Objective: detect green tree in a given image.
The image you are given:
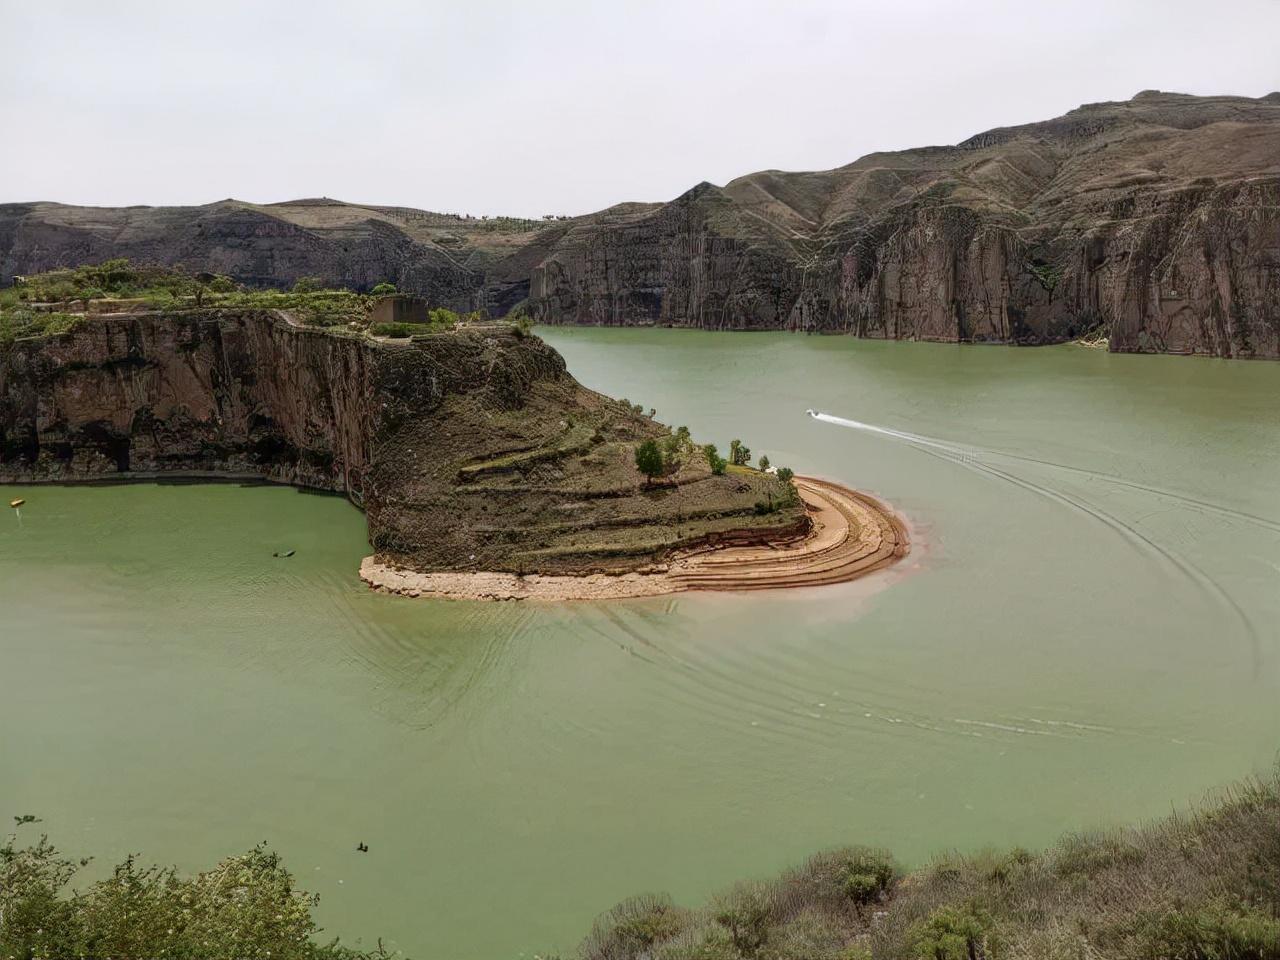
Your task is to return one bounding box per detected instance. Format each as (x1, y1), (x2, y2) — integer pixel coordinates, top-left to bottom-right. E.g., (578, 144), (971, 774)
(776, 467), (794, 483)
(758, 455), (770, 471)
(370, 282), (397, 295)
(729, 439), (751, 466)
(703, 443), (727, 476)
(635, 439), (665, 486)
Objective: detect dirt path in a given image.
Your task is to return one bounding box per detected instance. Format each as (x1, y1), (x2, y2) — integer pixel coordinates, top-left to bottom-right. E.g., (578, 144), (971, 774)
(359, 476), (910, 602)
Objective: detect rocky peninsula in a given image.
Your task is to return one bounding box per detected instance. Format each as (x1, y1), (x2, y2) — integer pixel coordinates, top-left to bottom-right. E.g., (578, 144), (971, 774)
(0, 272), (907, 593)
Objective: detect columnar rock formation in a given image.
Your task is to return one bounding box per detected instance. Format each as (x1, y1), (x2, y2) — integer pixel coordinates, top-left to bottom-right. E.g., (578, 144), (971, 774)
(3, 92), (1277, 357)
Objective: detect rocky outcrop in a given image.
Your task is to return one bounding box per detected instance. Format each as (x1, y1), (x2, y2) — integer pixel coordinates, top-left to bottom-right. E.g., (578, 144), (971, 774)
(0, 312), (805, 574)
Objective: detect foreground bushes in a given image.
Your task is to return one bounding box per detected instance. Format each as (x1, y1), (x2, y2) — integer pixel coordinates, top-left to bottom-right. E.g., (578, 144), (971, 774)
(560, 767), (1280, 960)
(0, 824), (384, 959)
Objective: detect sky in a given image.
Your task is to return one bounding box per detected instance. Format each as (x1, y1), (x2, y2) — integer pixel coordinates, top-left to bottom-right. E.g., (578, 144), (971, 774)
(3, 0), (1278, 217)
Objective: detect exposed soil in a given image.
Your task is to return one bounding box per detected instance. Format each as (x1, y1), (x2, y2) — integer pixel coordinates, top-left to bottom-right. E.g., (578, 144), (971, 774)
(359, 476), (909, 601)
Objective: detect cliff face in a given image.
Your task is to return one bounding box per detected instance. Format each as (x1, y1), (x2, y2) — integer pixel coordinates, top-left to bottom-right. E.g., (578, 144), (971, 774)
(5, 92), (1275, 357)
(521, 92), (1280, 358)
(0, 311), (379, 493)
(0, 200), (489, 311)
(0, 313), (805, 573)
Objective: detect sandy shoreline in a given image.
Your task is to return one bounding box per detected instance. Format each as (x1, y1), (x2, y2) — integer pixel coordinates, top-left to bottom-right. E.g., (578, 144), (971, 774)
(360, 476), (910, 602)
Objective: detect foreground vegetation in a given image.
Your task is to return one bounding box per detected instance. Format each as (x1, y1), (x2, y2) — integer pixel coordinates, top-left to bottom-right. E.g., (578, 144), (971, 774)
(558, 765), (1280, 960)
(0, 260), (482, 346)
(0, 818), (386, 959)
(5, 768), (1276, 959)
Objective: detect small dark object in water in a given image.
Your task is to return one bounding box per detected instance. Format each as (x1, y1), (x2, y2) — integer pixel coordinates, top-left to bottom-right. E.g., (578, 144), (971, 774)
(273, 549), (296, 558)
(356, 842), (368, 853)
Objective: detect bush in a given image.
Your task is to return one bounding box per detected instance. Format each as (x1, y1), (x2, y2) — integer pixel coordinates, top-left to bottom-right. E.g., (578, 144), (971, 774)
(581, 893), (691, 960)
(370, 282), (397, 295)
(1133, 901), (1280, 960)
(703, 444), (728, 476)
(910, 903), (998, 960)
(713, 882), (778, 957)
(729, 439), (751, 467)
(775, 467), (794, 483)
(635, 439), (665, 486)
(838, 849), (898, 906)
(291, 276), (323, 293)
(758, 455), (770, 471)
(0, 827), (381, 959)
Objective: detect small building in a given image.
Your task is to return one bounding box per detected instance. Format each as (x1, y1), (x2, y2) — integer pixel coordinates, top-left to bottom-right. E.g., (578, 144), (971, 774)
(371, 295), (429, 326)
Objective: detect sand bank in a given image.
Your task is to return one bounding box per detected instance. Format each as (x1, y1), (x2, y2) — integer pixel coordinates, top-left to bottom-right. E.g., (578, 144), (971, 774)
(360, 476), (909, 602)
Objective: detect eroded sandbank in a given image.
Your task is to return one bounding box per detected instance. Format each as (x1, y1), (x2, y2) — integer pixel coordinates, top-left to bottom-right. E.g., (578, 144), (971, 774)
(360, 476), (909, 601)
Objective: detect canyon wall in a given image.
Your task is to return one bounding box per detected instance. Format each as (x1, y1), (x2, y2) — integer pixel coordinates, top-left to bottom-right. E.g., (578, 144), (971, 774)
(0, 311), (381, 494)
(524, 93), (1280, 358)
(3, 92), (1276, 357)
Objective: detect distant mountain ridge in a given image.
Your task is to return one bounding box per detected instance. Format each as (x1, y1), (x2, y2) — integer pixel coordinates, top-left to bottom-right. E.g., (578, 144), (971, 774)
(3, 90), (1278, 357)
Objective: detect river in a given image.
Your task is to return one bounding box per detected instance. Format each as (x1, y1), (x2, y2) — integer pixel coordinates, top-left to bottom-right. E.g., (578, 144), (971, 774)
(2, 329), (1277, 958)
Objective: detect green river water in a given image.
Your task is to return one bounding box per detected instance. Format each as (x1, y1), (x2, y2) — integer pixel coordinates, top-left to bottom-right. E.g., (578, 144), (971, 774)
(2, 329), (1278, 958)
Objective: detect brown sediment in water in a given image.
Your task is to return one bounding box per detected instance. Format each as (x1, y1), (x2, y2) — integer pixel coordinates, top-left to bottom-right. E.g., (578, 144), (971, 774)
(359, 476), (909, 602)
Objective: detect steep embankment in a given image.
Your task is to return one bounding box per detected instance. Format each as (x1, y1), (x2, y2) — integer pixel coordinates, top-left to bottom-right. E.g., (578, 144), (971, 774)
(0, 311), (816, 578)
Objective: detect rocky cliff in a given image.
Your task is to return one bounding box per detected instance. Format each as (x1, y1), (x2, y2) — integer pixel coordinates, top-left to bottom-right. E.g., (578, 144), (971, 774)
(524, 91), (1280, 358)
(4, 92), (1277, 358)
(0, 312), (804, 573)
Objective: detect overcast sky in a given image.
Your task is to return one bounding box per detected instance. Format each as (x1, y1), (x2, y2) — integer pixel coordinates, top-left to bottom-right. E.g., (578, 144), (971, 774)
(3, 0), (1278, 217)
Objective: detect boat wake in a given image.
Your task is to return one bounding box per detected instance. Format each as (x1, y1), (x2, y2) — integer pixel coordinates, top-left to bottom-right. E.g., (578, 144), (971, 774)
(810, 411), (1271, 668)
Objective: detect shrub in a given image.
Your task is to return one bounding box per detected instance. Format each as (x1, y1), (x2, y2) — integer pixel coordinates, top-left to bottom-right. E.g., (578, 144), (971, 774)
(776, 467), (794, 483)
(703, 444), (728, 476)
(838, 849), (898, 906)
(635, 439), (666, 486)
(291, 276), (323, 293)
(581, 893), (691, 960)
(370, 282), (397, 295)
(713, 882), (778, 957)
(1133, 901), (1280, 960)
(759, 455), (770, 471)
(910, 903), (998, 960)
(729, 439), (751, 466)
(0, 827), (380, 959)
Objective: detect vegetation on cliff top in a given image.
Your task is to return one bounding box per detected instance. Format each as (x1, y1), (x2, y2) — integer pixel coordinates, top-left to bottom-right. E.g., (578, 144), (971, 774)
(0, 260), (485, 346)
(4, 768), (1277, 959)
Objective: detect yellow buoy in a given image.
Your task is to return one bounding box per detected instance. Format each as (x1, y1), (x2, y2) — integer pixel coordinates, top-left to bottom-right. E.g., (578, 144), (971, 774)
(9, 499), (24, 508)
